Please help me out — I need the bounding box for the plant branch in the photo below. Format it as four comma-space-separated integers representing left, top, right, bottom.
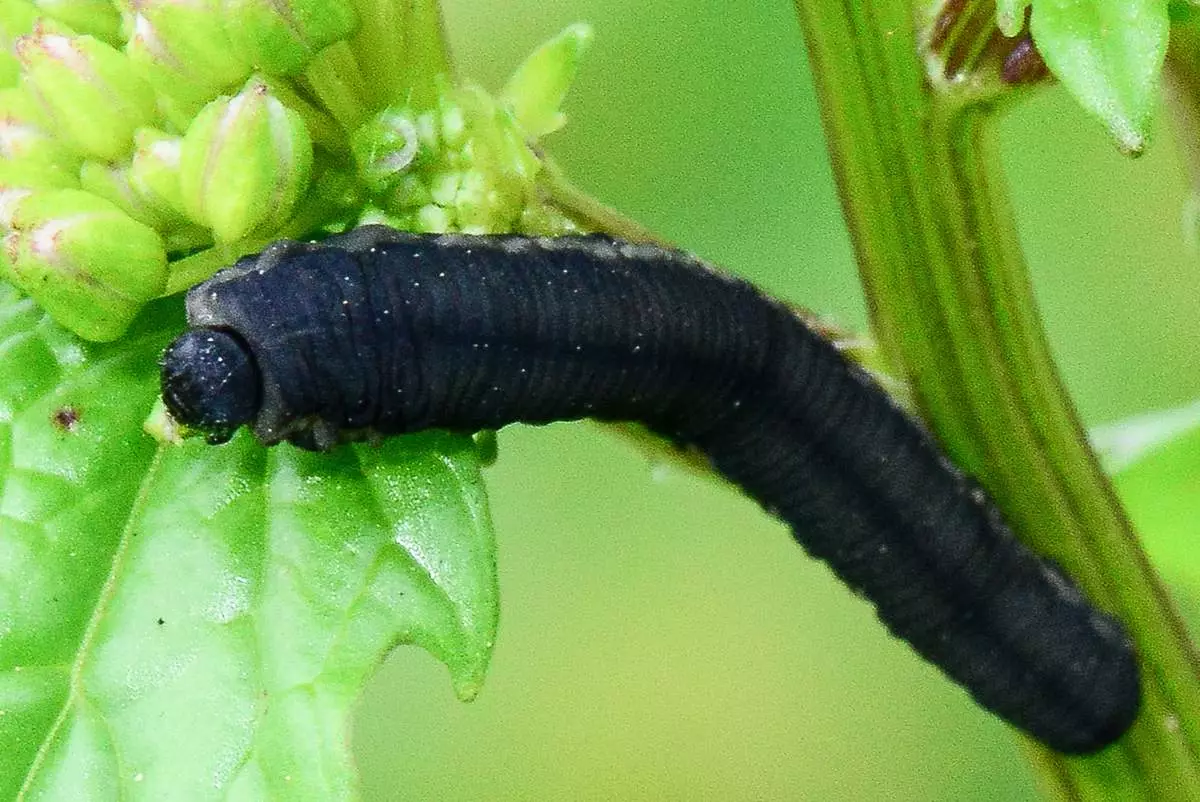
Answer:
536, 156, 668, 245
1164, 13, 1200, 252
792, 0, 1200, 798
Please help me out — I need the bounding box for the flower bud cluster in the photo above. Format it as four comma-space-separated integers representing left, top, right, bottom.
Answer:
0, 2, 590, 341
352, 86, 546, 235
348, 24, 592, 236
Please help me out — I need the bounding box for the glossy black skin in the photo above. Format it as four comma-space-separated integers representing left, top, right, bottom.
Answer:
161, 328, 259, 443
161, 226, 1140, 754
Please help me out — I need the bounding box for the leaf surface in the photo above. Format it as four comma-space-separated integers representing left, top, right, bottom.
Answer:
1029, 0, 1169, 152
0, 286, 498, 800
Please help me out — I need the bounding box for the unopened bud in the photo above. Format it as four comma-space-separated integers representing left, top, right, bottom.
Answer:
0, 2, 40, 87
179, 80, 313, 242
0, 160, 77, 236
17, 32, 158, 161
415, 203, 451, 233
351, 108, 420, 192
0, 87, 82, 183
126, 0, 251, 123
129, 127, 188, 219
453, 169, 519, 233
501, 23, 592, 139
32, 0, 123, 44
5, 189, 168, 341
80, 158, 193, 231
221, 0, 357, 75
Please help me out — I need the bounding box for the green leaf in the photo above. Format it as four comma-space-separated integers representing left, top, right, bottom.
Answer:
0, 287, 499, 798
1029, 0, 1170, 153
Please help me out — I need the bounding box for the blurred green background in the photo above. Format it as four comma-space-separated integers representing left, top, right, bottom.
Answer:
353, 1, 1200, 799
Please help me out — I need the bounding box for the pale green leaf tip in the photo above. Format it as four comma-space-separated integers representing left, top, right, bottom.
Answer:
436, 631, 494, 702
1092, 98, 1149, 156
502, 22, 594, 139
1111, 116, 1147, 157
451, 670, 485, 702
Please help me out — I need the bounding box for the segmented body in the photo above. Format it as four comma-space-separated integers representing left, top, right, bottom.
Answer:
162, 226, 1140, 753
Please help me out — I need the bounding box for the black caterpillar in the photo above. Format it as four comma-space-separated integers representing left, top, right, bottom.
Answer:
160, 225, 1140, 754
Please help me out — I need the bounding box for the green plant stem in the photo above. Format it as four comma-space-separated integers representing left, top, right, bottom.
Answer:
403, 0, 454, 109
536, 156, 668, 245
793, 1, 1200, 798
1164, 16, 1200, 250
350, 0, 410, 107
162, 241, 267, 297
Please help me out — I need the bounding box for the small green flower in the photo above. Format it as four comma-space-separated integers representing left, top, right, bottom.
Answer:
0, 160, 78, 249
0, 1, 41, 87
17, 31, 158, 161
0, 7, 596, 339
221, 0, 358, 75
178, 79, 313, 242
415, 202, 451, 233
0, 86, 82, 184
351, 83, 553, 235
129, 127, 189, 221
125, 0, 252, 125
4, 188, 168, 341
80, 157, 196, 233
30, 0, 123, 45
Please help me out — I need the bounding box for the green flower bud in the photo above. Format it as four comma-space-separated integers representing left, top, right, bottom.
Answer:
360, 83, 549, 233
351, 108, 420, 193
129, 127, 188, 218
389, 173, 431, 209
221, 0, 357, 75
0, 87, 82, 182
501, 23, 592, 139
125, 0, 251, 123
0, 160, 78, 237
0, 2, 39, 87
428, 170, 460, 207
440, 97, 466, 149
415, 203, 450, 233
453, 169, 517, 233
5, 189, 168, 341
179, 80, 313, 242
80, 157, 197, 232
17, 32, 158, 161
33, 0, 123, 45
458, 87, 540, 180
4, 16, 76, 88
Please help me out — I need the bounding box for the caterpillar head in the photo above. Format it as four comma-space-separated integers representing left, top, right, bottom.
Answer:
161, 328, 261, 444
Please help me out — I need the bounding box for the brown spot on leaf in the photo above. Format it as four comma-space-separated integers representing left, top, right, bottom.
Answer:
52, 405, 80, 432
